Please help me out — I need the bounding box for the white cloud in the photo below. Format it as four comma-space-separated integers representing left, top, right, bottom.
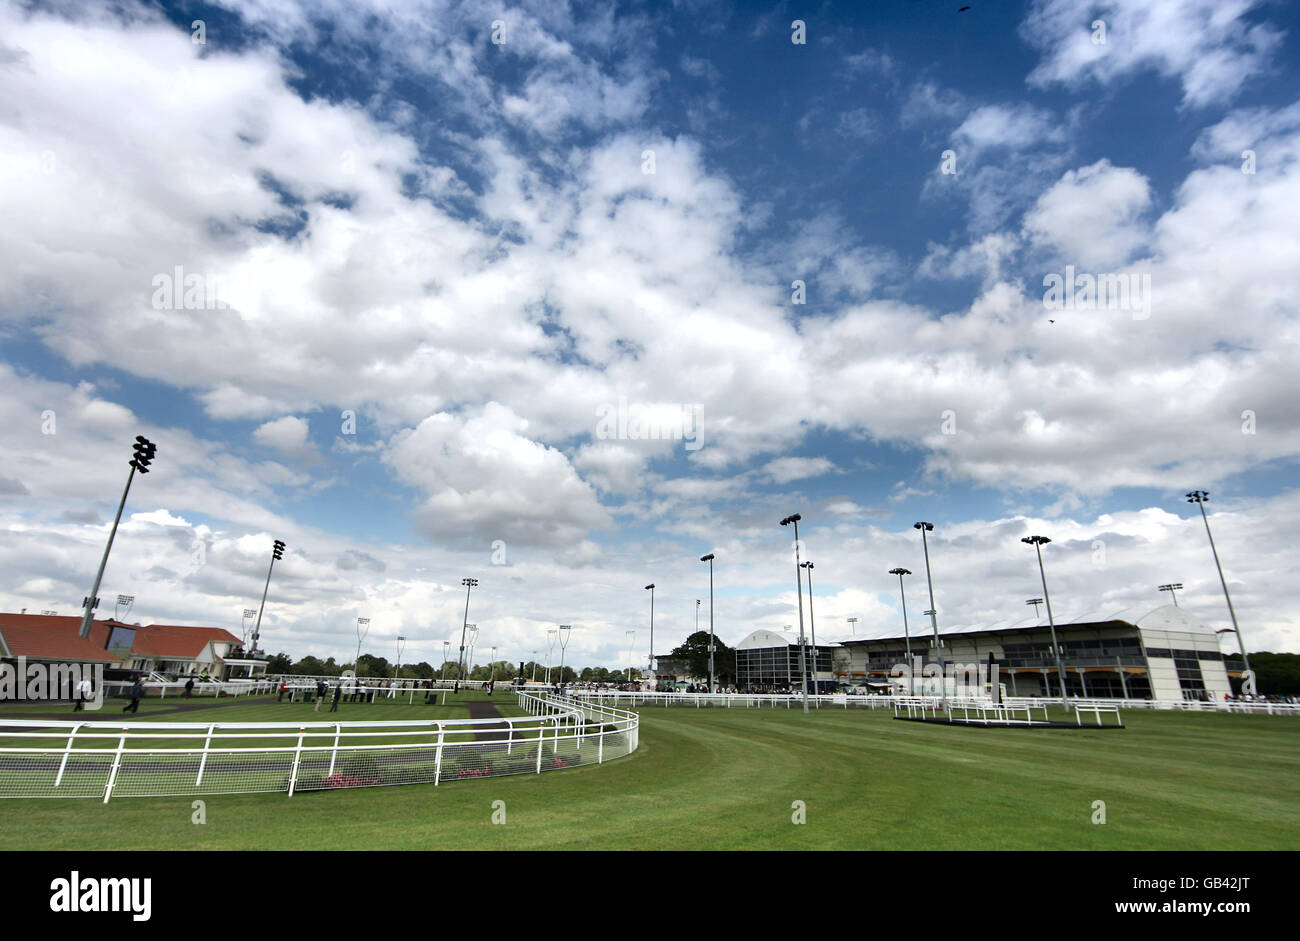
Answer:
763, 457, 837, 485
1022, 159, 1153, 269
384, 403, 611, 548
1022, 0, 1283, 108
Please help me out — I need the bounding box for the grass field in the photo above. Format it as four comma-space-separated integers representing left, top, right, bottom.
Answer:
1, 698, 1297, 850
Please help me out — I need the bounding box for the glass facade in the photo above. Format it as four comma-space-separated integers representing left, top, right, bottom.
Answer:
737, 644, 835, 691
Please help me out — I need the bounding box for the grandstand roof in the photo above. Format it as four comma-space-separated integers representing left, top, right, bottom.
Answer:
0, 613, 240, 663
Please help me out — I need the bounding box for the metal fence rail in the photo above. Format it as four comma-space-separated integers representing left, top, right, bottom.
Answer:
0, 692, 638, 802
570, 689, 1300, 716
100, 679, 279, 699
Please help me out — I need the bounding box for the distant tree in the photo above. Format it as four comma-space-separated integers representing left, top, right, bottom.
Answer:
355, 653, 391, 678
266, 652, 293, 674
668, 631, 736, 684
405, 661, 435, 680
1249, 652, 1300, 695
292, 655, 328, 676
486, 660, 517, 680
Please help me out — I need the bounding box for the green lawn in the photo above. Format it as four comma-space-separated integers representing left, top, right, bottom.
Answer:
0, 703, 1296, 850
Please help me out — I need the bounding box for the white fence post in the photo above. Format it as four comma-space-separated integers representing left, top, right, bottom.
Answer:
287, 727, 305, 797
434, 725, 445, 786
195, 723, 216, 787
102, 729, 127, 804
54, 723, 82, 789
327, 723, 341, 778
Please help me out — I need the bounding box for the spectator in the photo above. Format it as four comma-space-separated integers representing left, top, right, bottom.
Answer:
278, 680, 288, 702
122, 678, 144, 714
184, 677, 195, 699
72, 676, 92, 712
330, 682, 342, 712
314, 680, 327, 713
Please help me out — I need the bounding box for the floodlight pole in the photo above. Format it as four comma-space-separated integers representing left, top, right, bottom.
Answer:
914, 522, 944, 703
355, 618, 370, 675
558, 625, 571, 686
1023, 536, 1069, 707
457, 578, 477, 679
79, 437, 155, 638
890, 568, 914, 692
1187, 491, 1251, 681
644, 584, 656, 679
700, 554, 716, 692
802, 561, 819, 693
1158, 583, 1183, 607
250, 539, 285, 655
781, 514, 809, 714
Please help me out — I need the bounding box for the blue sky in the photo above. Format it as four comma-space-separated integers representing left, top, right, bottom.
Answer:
2, 0, 1299, 667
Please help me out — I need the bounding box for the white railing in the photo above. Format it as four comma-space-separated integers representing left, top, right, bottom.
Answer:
569, 689, 993, 710
102, 679, 278, 699
1004, 696, 1300, 716
570, 688, 1300, 718
0, 692, 638, 802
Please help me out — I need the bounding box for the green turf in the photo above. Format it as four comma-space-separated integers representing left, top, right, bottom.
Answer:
0, 704, 1296, 850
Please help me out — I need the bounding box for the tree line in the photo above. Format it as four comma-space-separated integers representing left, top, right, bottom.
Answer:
263, 651, 643, 684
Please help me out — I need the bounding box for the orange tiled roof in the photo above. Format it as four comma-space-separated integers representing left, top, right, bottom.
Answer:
0, 613, 239, 663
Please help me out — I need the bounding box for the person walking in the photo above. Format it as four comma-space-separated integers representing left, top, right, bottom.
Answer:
278, 680, 288, 702
329, 681, 342, 713
72, 676, 92, 712
122, 677, 143, 714
314, 680, 327, 713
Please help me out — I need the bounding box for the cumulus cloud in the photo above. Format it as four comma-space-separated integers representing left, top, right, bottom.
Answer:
385, 403, 611, 548
762, 457, 837, 485
1022, 160, 1153, 269
1022, 0, 1283, 108
253, 416, 320, 464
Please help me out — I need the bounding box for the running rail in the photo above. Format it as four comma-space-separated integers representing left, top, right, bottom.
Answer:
0, 692, 637, 802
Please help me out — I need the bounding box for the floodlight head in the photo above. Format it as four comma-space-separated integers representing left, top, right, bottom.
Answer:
130, 435, 156, 474
800, 560, 813, 569
645, 583, 654, 590
1022, 535, 1050, 546
914, 521, 933, 531
700, 553, 714, 562
889, 567, 911, 576
271, 539, 285, 560
1186, 490, 1208, 503
780, 513, 801, 526
462, 577, 478, 588
1026, 597, 1043, 605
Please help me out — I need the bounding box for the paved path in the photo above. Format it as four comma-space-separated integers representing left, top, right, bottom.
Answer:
0, 696, 278, 724
466, 700, 510, 742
